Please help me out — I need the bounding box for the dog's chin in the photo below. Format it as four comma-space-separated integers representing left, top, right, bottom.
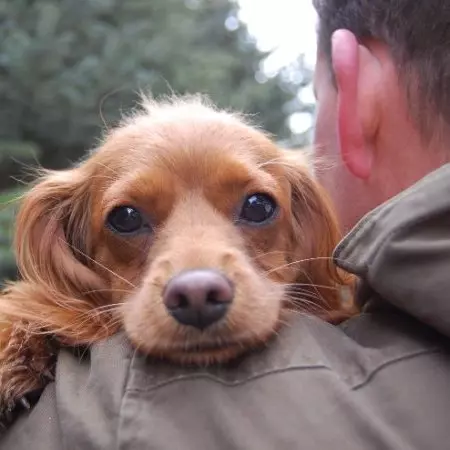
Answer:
160, 343, 252, 366
129, 329, 278, 367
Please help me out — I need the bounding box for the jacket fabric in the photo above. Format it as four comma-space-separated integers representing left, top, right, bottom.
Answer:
3, 164, 450, 450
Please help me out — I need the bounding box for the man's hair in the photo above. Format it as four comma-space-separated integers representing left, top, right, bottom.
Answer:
313, 0, 450, 138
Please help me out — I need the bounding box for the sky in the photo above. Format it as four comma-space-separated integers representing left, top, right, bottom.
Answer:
238, 0, 317, 72
237, 0, 318, 134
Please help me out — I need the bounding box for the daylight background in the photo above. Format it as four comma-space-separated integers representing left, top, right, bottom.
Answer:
0, 0, 318, 282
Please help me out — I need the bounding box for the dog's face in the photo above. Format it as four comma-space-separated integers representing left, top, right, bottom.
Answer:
10, 97, 349, 365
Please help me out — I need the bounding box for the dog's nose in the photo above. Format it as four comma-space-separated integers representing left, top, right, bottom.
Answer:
163, 269, 234, 330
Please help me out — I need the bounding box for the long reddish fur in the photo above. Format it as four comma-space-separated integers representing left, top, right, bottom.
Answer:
0, 95, 355, 415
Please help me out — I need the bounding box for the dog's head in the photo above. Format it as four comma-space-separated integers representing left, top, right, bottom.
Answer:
5, 96, 351, 364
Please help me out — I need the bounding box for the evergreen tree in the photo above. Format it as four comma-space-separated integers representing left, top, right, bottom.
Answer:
0, 0, 293, 182
0, 0, 310, 281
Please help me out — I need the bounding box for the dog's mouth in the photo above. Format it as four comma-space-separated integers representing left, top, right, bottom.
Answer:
182, 340, 237, 353
147, 328, 279, 366
170, 342, 244, 362
126, 268, 285, 365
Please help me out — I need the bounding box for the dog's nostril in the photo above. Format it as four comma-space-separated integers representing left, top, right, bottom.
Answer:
206, 289, 221, 305
163, 269, 234, 330
176, 294, 190, 309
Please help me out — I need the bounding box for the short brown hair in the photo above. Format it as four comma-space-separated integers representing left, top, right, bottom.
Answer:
313, 0, 450, 138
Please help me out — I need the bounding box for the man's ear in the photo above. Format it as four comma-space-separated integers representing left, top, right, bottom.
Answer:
331, 29, 380, 180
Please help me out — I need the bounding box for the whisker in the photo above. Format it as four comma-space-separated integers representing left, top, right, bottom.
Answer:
281, 308, 319, 319
285, 291, 325, 303
284, 295, 330, 311
285, 282, 340, 292
285, 267, 332, 309
63, 239, 136, 288
265, 256, 336, 275
252, 250, 287, 260
81, 288, 134, 296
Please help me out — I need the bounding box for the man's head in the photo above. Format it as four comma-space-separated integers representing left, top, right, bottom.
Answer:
312, 0, 450, 232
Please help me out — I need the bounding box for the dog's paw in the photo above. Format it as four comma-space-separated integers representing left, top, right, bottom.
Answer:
0, 324, 57, 429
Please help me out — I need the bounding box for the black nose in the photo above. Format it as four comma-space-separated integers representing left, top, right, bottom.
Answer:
163, 270, 234, 330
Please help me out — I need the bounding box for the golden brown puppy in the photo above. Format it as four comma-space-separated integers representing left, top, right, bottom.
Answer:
0, 95, 354, 418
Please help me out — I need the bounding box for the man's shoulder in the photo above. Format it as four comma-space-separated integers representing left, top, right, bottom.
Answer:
3, 314, 449, 450
120, 314, 448, 449
129, 312, 442, 392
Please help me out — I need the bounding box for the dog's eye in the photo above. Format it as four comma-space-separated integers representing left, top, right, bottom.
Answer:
239, 193, 278, 224
107, 206, 146, 234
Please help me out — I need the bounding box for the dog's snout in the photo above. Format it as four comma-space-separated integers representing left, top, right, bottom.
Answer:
163, 270, 234, 330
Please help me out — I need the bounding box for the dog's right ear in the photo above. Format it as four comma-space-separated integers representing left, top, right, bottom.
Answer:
1, 167, 110, 343
279, 151, 356, 321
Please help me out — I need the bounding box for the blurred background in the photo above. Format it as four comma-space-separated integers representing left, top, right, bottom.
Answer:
0, 0, 318, 283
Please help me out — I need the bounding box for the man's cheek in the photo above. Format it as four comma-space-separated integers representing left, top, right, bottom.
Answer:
315, 97, 339, 148
313, 105, 331, 155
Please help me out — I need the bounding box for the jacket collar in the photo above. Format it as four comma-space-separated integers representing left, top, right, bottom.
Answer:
334, 163, 450, 337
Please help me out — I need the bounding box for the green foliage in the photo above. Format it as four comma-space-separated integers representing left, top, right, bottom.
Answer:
0, 140, 40, 165
0, 0, 293, 168
0, 189, 22, 282
0, 0, 307, 282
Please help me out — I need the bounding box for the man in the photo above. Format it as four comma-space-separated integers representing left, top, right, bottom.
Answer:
3, 1, 450, 449
312, 0, 450, 233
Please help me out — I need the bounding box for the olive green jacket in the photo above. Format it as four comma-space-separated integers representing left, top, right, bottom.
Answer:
3, 164, 450, 450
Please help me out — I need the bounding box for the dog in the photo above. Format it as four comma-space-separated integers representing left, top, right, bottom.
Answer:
0, 95, 354, 420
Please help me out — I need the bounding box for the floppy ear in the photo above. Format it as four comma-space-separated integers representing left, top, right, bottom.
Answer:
0, 167, 118, 414
281, 152, 355, 321
0, 167, 113, 345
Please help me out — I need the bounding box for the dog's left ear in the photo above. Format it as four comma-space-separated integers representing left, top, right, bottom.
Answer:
281, 151, 355, 320
0, 165, 112, 345
0, 165, 112, 413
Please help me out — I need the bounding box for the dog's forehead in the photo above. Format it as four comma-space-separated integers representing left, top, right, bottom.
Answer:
99, 114, 281, 178
97, 115, 285, 212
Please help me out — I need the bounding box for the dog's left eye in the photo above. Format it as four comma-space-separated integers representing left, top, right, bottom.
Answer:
239, 193, 278, 224
106, 206, 147, 234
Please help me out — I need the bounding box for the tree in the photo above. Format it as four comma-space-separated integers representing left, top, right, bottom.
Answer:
0, 0, 302, 281
0, 0, 295, 180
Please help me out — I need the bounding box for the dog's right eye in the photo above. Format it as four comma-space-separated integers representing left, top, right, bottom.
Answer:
106, 206, 147, 235
238, 193, 278, 225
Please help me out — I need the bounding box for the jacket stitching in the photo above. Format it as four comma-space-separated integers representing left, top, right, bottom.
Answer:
351, 348, 442, 391
124, 347, 441, 393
